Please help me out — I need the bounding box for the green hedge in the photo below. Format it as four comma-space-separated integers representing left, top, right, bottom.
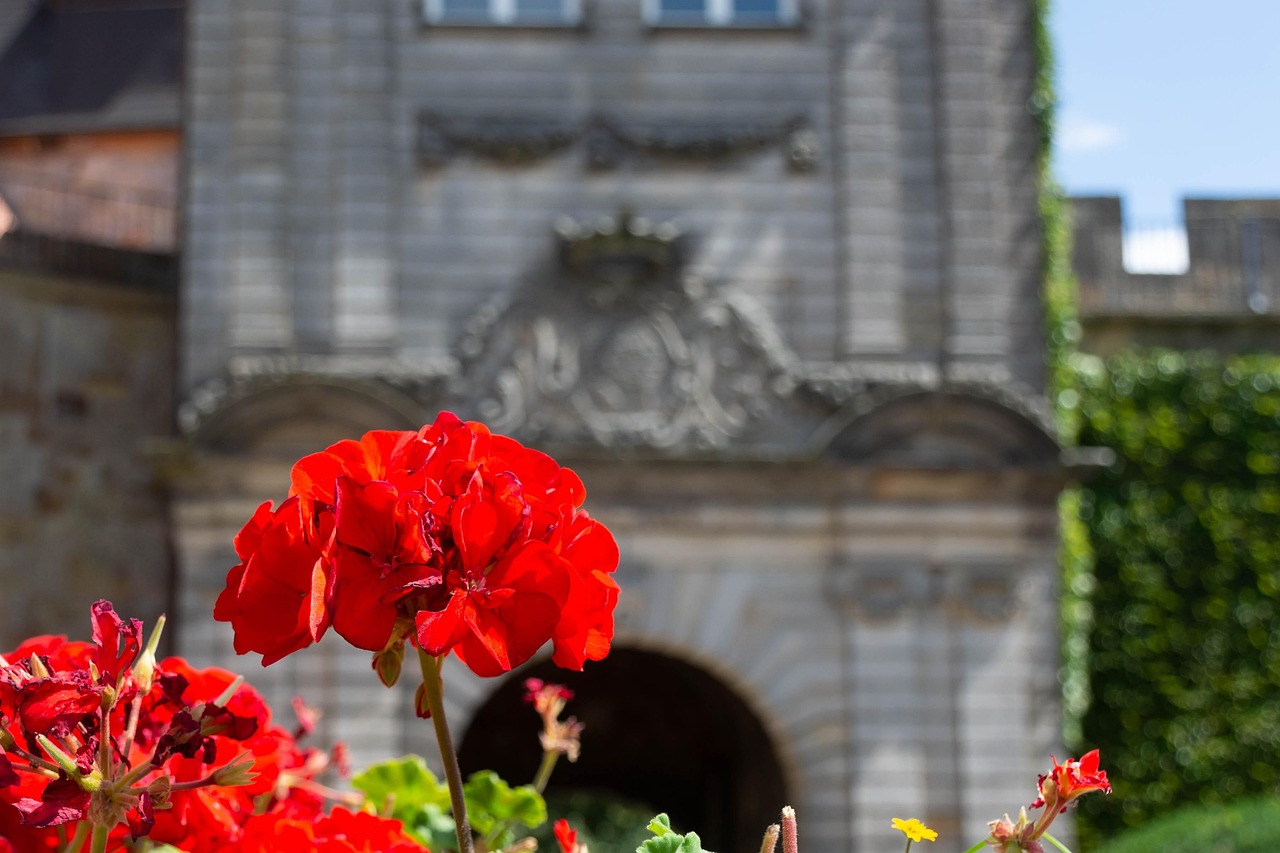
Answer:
1066, 350, 1280, 843
1092, 794, 1280, 853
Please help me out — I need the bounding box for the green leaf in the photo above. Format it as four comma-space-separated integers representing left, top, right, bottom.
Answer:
463, 769, 547, 842
351, 755, 452, 815
636, 814, 713, 853
351, 755, 454, 848
647, 814, 675, 837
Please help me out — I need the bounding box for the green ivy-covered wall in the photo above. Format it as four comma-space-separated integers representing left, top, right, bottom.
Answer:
1067, 352, 1280, 841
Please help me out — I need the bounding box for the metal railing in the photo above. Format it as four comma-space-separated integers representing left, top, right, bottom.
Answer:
0, 167, 177, 252
0, 166, 178, 286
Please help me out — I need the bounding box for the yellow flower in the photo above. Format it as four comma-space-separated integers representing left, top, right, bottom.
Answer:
891, 818, 938, 843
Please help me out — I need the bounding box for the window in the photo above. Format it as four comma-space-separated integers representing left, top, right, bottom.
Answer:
646, 0, 795, 26
425, 0, 581, 26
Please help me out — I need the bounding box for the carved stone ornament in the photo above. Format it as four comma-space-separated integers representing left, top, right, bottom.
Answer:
826, 558, 929, 622
418, 112, 819, 172
943, 561, 1020, 622
418, 113, 579, 166
456, 211, 796, 452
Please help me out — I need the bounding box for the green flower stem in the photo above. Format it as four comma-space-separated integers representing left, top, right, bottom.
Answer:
482, 748, 561, 850
89, 823, 109, 853
531, 750, 558, 795
903, 840, 912, 853
119, 689, 146, 764
60, 821, 88, 853
1041, 831, 1074, 853
417, 648, 474, 853
960, 841, 989, 853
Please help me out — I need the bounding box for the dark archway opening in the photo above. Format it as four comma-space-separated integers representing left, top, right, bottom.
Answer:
458, 648, 788, 853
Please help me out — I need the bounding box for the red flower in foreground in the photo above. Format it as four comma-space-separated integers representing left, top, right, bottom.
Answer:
554, 818, 581, 853
235, 806, 424, 853
215, 412, 620, 679
1031, 749, 1112, 813
0, 606, 354, 853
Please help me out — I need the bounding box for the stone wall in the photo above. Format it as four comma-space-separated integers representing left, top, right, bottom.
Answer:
0, 268, 175, 646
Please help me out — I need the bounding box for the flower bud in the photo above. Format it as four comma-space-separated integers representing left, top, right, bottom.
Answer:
27, 654, 51, 680
146, 774, 172, 810
36, 735, 100, 792
211, 752, 258, 788
413, 683, 432, 719
213, 675, 245, 708
373, 643, 405, 688
134, 614, 166, 695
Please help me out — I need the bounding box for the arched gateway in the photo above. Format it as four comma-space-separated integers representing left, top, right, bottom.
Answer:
459, 648, 790, 853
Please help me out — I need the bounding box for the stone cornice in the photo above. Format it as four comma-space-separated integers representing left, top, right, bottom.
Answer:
418, 112, 819, 171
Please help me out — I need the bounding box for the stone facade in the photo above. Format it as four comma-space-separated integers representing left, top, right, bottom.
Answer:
171, 2, 1063, 851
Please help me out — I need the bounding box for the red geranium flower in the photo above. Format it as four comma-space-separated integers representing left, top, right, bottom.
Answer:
214, 498, 333, 665
554, 818, 580, 853
234, 806, 425, 853
216, 412, 621, 680
1032, 749, 1112, 813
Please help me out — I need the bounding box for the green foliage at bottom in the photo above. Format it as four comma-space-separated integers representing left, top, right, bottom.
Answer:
351, 756, 546, 852
1093, 795, 1280, 853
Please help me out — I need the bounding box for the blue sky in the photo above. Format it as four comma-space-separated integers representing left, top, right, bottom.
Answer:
1052, 1, 1280, 225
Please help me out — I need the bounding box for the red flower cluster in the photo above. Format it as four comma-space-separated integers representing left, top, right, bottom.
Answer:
215, 413, 620, 679
0, 603, 400, 852
232, 806, 423, 853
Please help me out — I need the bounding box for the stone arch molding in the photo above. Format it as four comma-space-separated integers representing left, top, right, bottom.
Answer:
807, 385, 1062, 469
179, 370, 431, 453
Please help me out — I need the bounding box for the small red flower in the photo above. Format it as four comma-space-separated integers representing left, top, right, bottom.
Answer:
554, 818, 580, 853
0, 664, 102, 750
1032, 749, 1111, 813
523, 679, 573, 709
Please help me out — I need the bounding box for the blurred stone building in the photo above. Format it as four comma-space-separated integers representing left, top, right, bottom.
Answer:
1, 1, 1077, 850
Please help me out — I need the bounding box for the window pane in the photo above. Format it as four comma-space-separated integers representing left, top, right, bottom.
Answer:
732, 0, 780, 20
438, 0, 491, 19
515, 0, 566, 20
660, 0, 707, 19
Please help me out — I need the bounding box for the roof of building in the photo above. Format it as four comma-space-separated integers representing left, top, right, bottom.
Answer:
0, 1, 182, 136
